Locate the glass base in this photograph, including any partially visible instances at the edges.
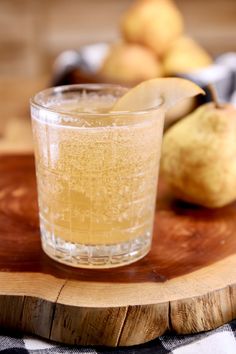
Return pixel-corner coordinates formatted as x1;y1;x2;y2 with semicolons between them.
40;226;151;268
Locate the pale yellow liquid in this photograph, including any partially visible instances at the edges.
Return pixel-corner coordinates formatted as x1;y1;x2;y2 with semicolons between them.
32;97;164;245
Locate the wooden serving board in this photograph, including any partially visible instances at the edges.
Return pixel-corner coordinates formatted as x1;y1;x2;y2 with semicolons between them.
0;154;236;347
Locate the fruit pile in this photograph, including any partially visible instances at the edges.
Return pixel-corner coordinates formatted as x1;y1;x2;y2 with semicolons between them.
100;0;212;84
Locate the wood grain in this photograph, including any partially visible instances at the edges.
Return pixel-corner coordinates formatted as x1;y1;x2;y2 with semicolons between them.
21;297;55;338
170;287;233;333
0;154;236;346
1;155;236;283
118;304;169;346
51;304;128;346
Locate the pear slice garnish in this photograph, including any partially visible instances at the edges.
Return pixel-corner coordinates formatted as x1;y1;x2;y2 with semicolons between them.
112;78;205;112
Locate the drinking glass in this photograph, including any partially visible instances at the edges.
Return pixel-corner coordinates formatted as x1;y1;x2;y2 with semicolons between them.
30;84;164;268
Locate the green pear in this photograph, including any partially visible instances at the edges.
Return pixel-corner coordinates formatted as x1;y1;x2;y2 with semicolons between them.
161;101;236;208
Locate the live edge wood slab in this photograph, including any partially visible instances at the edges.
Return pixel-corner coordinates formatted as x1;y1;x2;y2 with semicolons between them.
0;155;236;346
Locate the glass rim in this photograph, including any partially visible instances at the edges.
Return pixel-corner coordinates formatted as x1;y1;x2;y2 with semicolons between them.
30;83;164;117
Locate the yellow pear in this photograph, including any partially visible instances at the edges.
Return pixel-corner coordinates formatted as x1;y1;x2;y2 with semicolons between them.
100;43;162;83
161;99;236;208
121;0;184;56
163;36;212;75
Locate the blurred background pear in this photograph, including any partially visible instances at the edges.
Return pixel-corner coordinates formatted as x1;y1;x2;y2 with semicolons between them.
163;36;213;75
121;0;184;56
100;43;162;84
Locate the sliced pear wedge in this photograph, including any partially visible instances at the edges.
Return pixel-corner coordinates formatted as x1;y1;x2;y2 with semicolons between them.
112;78;205;112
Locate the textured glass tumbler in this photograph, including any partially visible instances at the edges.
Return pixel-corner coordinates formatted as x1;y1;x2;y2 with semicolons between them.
31;84;165;268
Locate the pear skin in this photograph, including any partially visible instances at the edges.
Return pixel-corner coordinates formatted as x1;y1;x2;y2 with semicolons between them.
121;0;184;56
100;43;162;83
161;103;236;208
163;36;212;75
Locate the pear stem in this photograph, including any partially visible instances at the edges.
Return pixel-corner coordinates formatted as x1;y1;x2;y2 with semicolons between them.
207;84;224;109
